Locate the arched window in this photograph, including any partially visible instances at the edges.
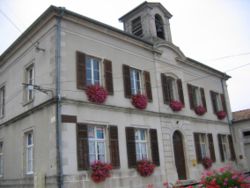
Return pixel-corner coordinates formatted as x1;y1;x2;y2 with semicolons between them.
155;14;165;39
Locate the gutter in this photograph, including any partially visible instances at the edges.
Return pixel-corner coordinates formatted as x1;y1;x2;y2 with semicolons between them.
55;7;65;188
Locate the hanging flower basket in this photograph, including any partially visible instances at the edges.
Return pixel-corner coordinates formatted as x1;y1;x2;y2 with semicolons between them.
194;105;206;116
90;161;113;183
202;157;213;170
86;85;108;104
131;94;148;109
170;100;183;112
216;110;226;120
136;160;155;177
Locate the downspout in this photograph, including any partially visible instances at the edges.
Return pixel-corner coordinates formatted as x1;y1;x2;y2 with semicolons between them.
55;7;65;188
220;77;237;164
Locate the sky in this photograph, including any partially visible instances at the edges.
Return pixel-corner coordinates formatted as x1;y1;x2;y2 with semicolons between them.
0;0;250;112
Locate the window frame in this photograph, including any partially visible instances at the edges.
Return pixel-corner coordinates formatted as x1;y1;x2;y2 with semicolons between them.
25;131;34;175
135;128;149;161
0;142;3;177
24;64;35;103
130;67;142;95
0;86;5;118
85;55;102;86
88;125;107;164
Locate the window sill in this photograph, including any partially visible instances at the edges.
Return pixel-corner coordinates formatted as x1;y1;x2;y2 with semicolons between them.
22;99;34;107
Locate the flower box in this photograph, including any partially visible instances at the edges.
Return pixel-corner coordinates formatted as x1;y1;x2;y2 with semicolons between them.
90;161;112;183
86;85;108;104
194;105;206;116
131;94;148;109
170;100;183;112
216;110;226;120
136;160;155;177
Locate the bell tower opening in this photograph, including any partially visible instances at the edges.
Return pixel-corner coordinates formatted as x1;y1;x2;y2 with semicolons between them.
155;14;165;39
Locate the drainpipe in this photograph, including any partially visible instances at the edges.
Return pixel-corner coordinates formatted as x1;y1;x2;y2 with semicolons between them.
55;7;65;188
220;77;237;164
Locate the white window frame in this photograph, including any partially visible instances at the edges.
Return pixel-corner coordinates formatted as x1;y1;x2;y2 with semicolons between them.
221;135;230;161
0;86;5;118
194;87;202;106
86;56;102;86
25;132;33;175
24;64;35;102
130;68;142;95
135;129;149;160
215;94;223;111
199;134;210;159
88;126;106;164
0;142;3;177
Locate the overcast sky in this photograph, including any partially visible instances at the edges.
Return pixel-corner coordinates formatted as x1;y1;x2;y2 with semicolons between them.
1;0;250;112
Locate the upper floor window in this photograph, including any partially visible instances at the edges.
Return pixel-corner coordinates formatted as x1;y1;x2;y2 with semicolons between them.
193;133;215;163
218;134;236;162
188;84;207;111
131;16;143;37
76;51;114;95
210;91;227;113
0;86;5;118
24;64;34;102
161;74;184;105
77;124;120;170
155;14;165;39
25;132;33;174
123;64;152;101
0;142;3;177
126;127;160;168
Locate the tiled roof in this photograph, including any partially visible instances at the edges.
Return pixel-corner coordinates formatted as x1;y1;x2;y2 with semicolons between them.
232;109;250;122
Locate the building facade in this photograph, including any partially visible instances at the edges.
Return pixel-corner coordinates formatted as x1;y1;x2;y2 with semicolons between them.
232;109;250;172
0;2;235;188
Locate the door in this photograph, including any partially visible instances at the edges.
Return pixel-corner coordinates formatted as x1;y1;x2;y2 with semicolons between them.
244;143;250;171
173;131;187;180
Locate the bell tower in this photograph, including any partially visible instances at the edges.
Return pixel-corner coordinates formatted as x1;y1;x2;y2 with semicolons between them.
119;1;173;43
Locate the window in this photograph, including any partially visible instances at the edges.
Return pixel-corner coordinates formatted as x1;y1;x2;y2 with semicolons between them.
77;124;120;170
218;134;236;162
155;14;165;39
194;133;215;163
0;142;3;177
135;129;148;160
76;51;114;95
24;64;34;102
131;16;143;37
188;84;207;110
25;132;33;174
0;86;5;118
126;127;160;168
88;126;106;164
161;74;184;105
86;56;101;86
210;91;227;114
123;65;152;101
130;68;141;95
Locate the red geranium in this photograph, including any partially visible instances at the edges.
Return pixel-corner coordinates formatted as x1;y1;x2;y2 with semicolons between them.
86;85;108;104
170;100;183;112
195;105;206;116
136;160;155;177
90;161;112;183
202;157;213;170
216;110;226;120
131;94;148;109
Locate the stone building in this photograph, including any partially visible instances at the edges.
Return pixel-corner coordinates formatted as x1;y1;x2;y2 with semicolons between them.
0;2;235;187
